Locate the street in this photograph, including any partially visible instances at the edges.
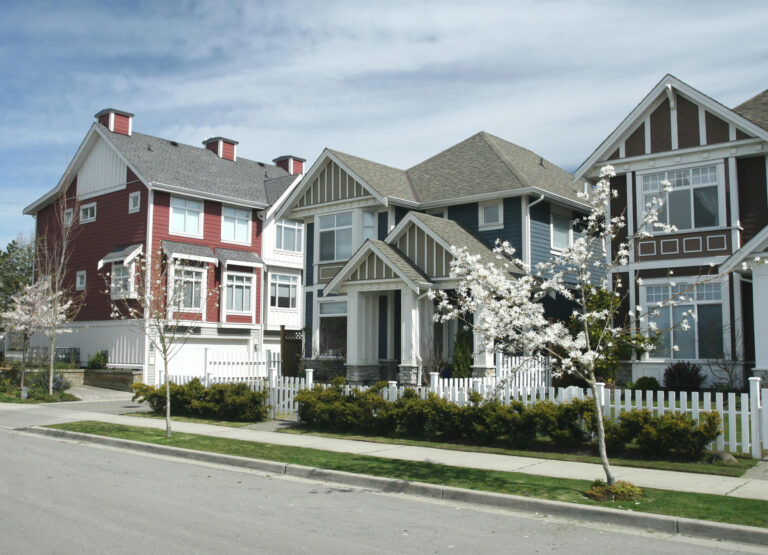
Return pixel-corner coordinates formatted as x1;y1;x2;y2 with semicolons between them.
0;427;761;554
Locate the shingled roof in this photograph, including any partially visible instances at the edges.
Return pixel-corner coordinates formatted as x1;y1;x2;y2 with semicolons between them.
102;126;291;206
734;89;768;132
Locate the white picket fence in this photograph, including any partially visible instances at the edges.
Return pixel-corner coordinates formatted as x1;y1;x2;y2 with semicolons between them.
496;354;551;389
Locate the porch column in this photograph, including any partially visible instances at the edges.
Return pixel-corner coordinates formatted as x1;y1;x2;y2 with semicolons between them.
346;291;362;366
471;310;496;377
399;288;420;385
751;265;768;379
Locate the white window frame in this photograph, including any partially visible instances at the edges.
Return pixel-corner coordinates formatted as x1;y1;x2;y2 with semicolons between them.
129;191;141;214
169;264;207;316
223;271;254;315
269;273;299;310
478;200;503;231
275;219;303;253
169;196;204;238
636;162;726;235
640;277;728;361
80;202;97;223
317;211;353;262
75;270;86;291
550;208;573;252
110;262;136;299
64;208;73;227
221;205;252;245
362;210;377;242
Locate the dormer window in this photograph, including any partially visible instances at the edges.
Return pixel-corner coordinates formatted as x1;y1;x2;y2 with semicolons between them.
478;200;503;230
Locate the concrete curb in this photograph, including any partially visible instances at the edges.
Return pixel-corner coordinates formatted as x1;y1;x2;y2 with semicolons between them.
22;426;768;546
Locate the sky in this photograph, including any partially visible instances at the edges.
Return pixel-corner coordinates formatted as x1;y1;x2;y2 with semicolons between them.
0;0;766;249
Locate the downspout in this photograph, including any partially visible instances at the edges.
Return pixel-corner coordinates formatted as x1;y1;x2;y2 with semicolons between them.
525;194;545;269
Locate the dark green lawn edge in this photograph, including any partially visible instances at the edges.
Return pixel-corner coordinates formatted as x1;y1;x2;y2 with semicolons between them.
276;427;755;478
123;412;251;428
46;421;768;529
0;391;79;404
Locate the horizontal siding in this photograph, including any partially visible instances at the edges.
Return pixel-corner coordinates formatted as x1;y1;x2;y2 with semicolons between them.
447;198;522;255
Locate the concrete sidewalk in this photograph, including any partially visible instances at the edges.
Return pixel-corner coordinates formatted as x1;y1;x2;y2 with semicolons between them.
1;398;767;502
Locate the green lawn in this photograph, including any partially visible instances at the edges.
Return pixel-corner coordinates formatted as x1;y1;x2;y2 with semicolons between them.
125;411;252;428
0;390;79;403
47;421;768;529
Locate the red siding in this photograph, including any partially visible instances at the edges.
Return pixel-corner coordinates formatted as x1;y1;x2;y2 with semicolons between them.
113;114;131;135
293;160;304;174
625;124;645;157
98;114;110;128
737;156;768;244
205;142;218;154
650;98;671;153
676;94;700;149
705;111;729;144
221;141;235;161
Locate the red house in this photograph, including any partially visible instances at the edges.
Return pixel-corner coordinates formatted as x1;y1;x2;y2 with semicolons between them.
24;109;304;384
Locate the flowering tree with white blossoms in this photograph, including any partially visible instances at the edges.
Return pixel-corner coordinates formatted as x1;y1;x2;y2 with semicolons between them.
432;165;687;485
107;249;218;438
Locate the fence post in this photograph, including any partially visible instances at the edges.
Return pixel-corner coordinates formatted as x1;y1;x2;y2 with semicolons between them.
305;368;314;389
495;353;502;379
388;380;397;402
749;377;761;459
429;372;438;395
204;348;210;388
268;354;277;420
595;382;605;409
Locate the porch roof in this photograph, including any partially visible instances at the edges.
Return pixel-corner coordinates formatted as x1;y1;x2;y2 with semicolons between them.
97;243;143;269
161;240;219;265
215;247;263;268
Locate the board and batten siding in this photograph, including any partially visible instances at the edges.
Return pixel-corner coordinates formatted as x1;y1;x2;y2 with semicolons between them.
348;251;397;281
295;159;371;208
395;222;452;278
77;138;129;198
447;197;523;255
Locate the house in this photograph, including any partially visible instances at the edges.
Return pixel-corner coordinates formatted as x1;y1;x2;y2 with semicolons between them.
276;132;590;384
23;109;305;384
574;75;768;386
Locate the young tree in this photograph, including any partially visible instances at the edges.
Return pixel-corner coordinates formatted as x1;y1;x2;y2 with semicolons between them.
432;165;678;485
108;249;217;438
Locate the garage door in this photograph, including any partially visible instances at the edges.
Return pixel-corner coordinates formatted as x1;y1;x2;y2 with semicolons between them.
161;338;250;378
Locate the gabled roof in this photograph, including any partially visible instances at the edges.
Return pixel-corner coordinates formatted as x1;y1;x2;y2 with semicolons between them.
720;224;768;274
329;149;416;203
574;74;768;181
734;89;768;132
97;243;143;269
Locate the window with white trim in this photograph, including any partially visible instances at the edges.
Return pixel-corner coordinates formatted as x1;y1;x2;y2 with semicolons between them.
80;203;97;223
173;267;205;311
319;301;347;356
64;208;73;227
640;165;720;232
222;206;251;244
129;191;141;213
275;219;303;252
551;212;572;251
478;200;503;230
225;273;253;313
76;270;86;290
644;281;723;359
170;197;204;237
110;263;133;298
270;274;298;309
318;212;352;261
363;211;377;241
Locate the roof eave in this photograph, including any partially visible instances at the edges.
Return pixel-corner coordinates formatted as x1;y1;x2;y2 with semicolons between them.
150;182;269;209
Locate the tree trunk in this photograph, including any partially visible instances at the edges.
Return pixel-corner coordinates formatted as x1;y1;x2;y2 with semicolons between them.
164;354;171;439
589;381;615;485
20;334;28;391
48;333;56;396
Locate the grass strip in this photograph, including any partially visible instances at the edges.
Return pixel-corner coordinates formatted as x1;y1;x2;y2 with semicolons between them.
124;412;251;428
47;421;768;528
277;427;755;478
0;390;79;404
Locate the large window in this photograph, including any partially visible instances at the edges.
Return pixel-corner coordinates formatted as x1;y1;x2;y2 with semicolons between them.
225;274;252;313
319;212;352;261
641;165;720;232
319;301;347;356
170;197;204;237
270;274;298;308
275;219;303;252
363;211;376;241
110;264;131;297
551;212;572;251
173;267;205;311
645;281;723;360
222;206;251;244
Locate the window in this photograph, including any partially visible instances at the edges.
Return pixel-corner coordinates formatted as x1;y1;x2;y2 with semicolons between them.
275;219;303;252
129;191;141;214
170;197;203;237
76;270;86;290
319;301;347;356
478;201;503;230
222;206;251;244
64;208;73;227
80;203;97;223
319;212;352;261
363;211;376;242
641;165;720;232
645;281;723;360
173;267;205;311
225;274;253;313
110;264;131;297
551;212;572;251
270;274;298;308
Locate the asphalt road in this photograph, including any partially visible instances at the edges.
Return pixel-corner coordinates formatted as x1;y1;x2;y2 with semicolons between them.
0;429;761;554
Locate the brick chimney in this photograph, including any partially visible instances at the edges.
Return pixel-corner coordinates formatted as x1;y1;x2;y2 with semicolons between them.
203;137;239;161
95;108;134;136
273;155;306;175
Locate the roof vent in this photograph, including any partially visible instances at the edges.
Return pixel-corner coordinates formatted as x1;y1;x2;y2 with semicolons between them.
273;155;306;175
95;108;134;136
202;137;238;161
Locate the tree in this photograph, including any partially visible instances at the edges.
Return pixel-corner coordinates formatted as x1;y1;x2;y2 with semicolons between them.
432;165;680;485
107;249;217;438
450;326;473;378
0;235;34;315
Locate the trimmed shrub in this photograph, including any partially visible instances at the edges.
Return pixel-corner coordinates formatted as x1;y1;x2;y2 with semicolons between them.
632;376;660;391
635;411;721;460
88;350;109;369
586;480;642;502
28;371;71;393
663;361;705;392
450;327;473;379
530;400;593;449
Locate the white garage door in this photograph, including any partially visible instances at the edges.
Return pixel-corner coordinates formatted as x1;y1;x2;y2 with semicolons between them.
162;337;250;378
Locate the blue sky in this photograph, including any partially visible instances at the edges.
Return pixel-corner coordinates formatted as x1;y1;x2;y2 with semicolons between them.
1;0;766;249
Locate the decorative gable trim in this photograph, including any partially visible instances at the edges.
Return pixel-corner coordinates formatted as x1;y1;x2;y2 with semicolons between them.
324;240;424;294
